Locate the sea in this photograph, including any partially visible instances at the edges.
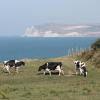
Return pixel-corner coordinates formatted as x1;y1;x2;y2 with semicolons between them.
0;37;97;61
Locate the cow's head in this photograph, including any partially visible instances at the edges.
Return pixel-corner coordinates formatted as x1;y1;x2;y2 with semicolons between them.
21;61;25;66
38;66;43;71
38;63;47;71
73;60;77;64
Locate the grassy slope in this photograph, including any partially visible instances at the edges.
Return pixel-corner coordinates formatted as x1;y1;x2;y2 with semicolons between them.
0;56;100;100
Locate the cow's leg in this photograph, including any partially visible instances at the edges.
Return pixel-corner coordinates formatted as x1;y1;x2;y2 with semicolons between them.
75;68;81;75
58;70;61;76
79;68;83;75
5;65;10;74
3;65;6;70
43;70;46;75
43;69;51;76
61;69;64;75
49;70;51;76
83;72;86;77
15;67;19;73
85;72;87;77
46;68;51;76
75;66;77;75
55;65;61;76
76;69;79;75
83;70;87;77
59;69;63;76
75;69;77;75
56;65;62;76
75;66;79;75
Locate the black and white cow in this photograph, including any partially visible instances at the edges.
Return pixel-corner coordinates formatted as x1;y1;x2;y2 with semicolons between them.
38;62;64;76
74;60;81;75
79;62;87;77
3;60;25;73
74;60;87;77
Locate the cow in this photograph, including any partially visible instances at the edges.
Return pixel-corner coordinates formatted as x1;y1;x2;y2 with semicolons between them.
74;60;81;75
3;60;25;74
38;62;64;76
74;60;87;77
79;62;87;77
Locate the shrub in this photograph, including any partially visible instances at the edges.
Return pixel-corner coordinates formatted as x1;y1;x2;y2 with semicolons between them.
79;38;100;68
91;38;100;51
80;50;94;61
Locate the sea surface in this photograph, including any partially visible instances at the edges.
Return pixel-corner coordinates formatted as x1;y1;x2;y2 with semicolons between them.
0;37;97;61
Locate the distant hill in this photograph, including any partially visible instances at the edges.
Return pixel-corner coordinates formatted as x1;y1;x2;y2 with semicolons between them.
23;23;100;37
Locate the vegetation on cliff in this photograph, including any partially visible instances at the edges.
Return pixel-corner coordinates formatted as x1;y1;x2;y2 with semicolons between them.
79;38;100;68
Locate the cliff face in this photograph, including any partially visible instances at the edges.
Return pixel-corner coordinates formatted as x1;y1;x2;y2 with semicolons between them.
23;23;100;37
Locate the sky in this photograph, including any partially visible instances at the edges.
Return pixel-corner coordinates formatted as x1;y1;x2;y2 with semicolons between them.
0;0;100;36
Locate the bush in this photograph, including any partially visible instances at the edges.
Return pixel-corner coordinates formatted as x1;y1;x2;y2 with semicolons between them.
80;50;94;61
79;38;100;68
92;51;100;68
91;38;100;51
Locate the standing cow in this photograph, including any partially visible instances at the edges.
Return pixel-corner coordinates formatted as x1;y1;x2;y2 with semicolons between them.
74;60;87;77
3;60;25;74
38;62;64;76
74;60;81;75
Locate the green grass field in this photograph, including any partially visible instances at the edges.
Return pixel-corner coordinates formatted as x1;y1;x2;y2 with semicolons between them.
0;56;100;100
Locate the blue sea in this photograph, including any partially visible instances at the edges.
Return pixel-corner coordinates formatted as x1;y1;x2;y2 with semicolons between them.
0;37;97;61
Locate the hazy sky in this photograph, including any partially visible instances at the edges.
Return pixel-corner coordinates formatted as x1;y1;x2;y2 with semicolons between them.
0;0;100;36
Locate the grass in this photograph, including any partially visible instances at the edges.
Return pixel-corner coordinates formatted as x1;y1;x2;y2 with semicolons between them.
0;56;100;100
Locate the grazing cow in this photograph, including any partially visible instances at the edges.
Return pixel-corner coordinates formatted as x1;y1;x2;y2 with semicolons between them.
3;60;25;73
74;60;87;77
38;62;64;76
